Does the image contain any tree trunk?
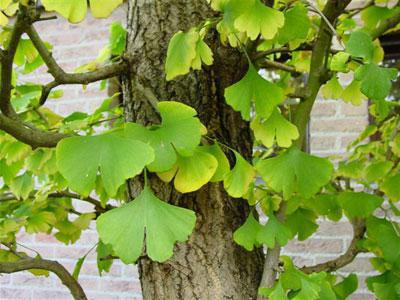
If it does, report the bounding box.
[122,1,264,299]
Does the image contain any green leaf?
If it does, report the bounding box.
[125,101,203,172]
[268,282,287,300]
[171,147,218,193]
[346,31,374,62]
[364,161,393,182]
[330,52,350,72]
[223,151,255,198]
[97,186,196,263]
[26,211,57,234]
[56,131,154,197]
[165,30,197,80]
[72,256,86,280]
[165,30,208,80]
[338,192,383,219]
[305,194,342,222]
[256,147,333,199]
[361,6,400,31]
[321,76,343,100]
[334,274,358,300]
[191,39,213,70]
[96,241,113,275]
[251,109,299,148]
[354,63,398,100]
[367,272,400,300]
[293,278,320,300]
[257,215,292,248]
[277,4,310,46]
[109,22,126,56]
[233,212,263,251]
[41,0,87,23]
[202,143,230,182]
[367,217,400,263]
[224,65,284,120]
[341,79,367,106]
[285,209,318,241]
[41,0,123,23]
[89,0,123,18]
[234,0,284,40]
[380,174,400,201]
[10,173,34,200]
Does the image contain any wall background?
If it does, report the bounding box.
[0,4,375,300]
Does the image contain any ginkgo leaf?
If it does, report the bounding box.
[41,0,122,23]
[341,79,367,106]
[257,215,292,248]
[277,4,310,46]
[256,147,333,199]
[330,52,350,72]
[234,0,284,40]
[364,161,393,182]
[322,76,343,100]
[285,209,318,241]
[265,282,286,300]
[172,148,218,193]
[354,63,398,100]
[89,0,123,18]
[125,101,203,172]
[380,174,400,201]
[10,173,34,200]
[294,278,321,300]
[56,131,154,197]
[202,143,230,182]
[192,39,214,70]
[366,217,400,264]
[212,0,251,46]
[224,65,284,120]
[334,274,358,300]
[338,192,383,219]
[41,0,87,23]
[346,31,374,62]
[233,212,263,251]
[251,109,299,148]
[165,30,199,80]
[223,151,255,198]
[97,186,196,263]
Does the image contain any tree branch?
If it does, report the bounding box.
[256,59,300,76]
[369,9,400,39]
[25,25,128,105]
[0,113,67,148]
[0,11,26,117]
[0,191,115,215]
[0,257,87,300]
[301,219,366,274]
[292,0,352,149]
[257,203,286,295]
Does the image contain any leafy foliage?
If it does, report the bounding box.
[97,186,196,263]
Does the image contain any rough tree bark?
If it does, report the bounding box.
[122,1,264,299]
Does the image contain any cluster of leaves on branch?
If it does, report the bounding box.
[0,0,399,299]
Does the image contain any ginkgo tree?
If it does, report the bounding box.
[0,0,400,299]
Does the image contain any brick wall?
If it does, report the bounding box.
[0,5,374,300]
